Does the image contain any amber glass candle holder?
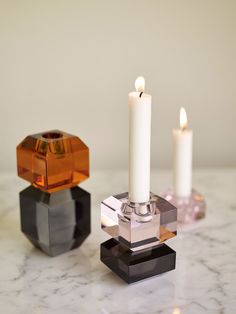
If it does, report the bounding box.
[101,192,177,283]
[17,130,90,257]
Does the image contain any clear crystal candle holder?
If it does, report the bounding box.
[161,188,206,224]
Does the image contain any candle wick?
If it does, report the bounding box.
[139,92,143,98]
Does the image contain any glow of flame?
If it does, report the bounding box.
[180,107,188,130]
[135,76,145,92]
[173,308,181,314]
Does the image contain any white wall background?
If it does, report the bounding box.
[0,0,235,172]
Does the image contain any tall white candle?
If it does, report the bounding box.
[128,77,152,203]
[173,107,193,198]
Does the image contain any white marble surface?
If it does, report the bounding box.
[0,169,236,314]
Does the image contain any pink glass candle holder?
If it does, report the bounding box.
[101,192,177,283]
[161,188,206,224]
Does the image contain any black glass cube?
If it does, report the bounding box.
[20,185,91,257]
[101,238,176,283]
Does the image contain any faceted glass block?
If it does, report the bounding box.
[101,192,177,251]
[161,188,206,224]
[17,130,89,192]
[20,185,90,257]
[101,238,176,284]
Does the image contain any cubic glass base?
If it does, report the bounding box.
[101,238,176,284]
[20,185,91,256]
[161,188,206,224]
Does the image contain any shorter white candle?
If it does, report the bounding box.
[173,107,193,198]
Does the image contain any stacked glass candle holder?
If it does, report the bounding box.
[101,192,177,283]
[17,130,90,257]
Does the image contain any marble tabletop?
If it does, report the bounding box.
[0,169,235,314]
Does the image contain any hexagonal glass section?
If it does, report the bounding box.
[20,185,90,256]
[17,130,89,192]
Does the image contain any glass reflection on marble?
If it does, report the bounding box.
[101,192,177,251]
[161,188,206,224]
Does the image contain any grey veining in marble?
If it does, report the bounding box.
[0,169,236,314]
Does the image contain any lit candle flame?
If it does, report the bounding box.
[180,107,188,130]
[135,76,145,93]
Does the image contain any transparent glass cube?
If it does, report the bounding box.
[101,192,177,251]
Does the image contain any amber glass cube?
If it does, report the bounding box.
[17,130,89,192]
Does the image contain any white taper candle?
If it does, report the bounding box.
[128,77,152,203]
[173,107,193,198]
